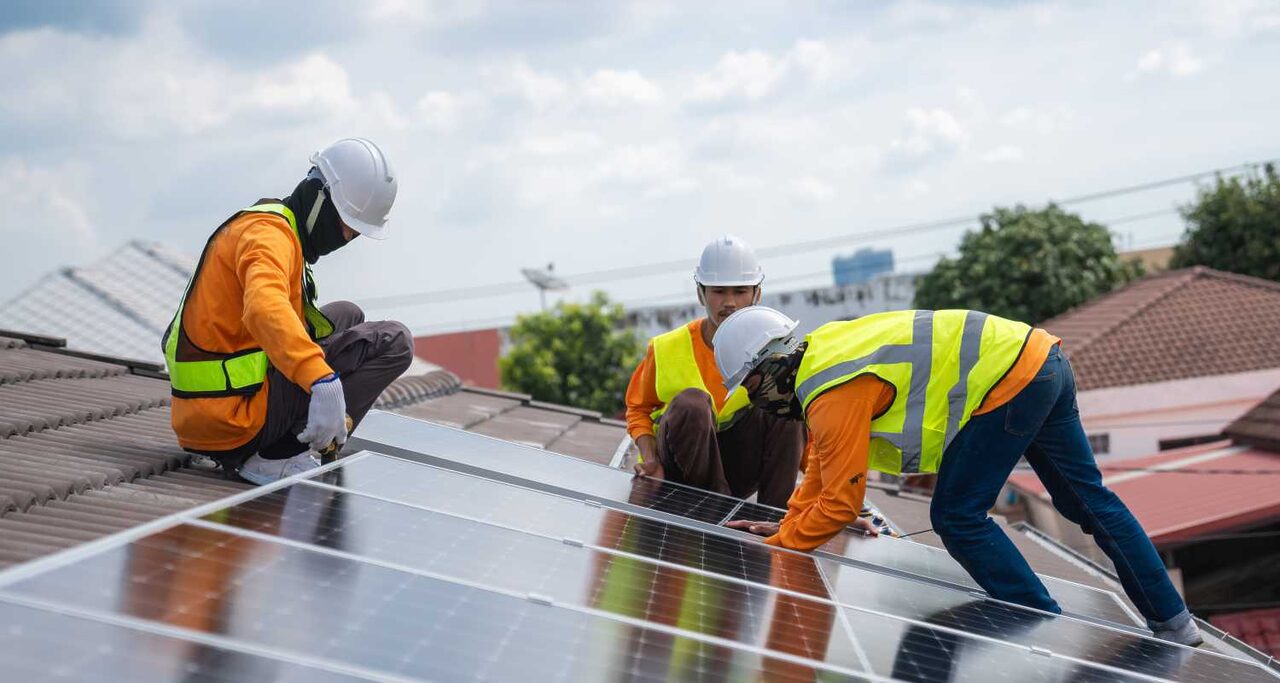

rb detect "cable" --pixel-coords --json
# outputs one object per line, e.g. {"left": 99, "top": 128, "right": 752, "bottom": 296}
{"left": 361, "top": 159, "right": 1276, "bottom": 310}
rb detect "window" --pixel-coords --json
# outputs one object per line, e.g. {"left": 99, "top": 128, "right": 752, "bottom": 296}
{"left": 1087, "top": 433, "right": 1110, "bottom": 455}
{"left": 1158, "top": 434, "right": 1223, "bottom": 451}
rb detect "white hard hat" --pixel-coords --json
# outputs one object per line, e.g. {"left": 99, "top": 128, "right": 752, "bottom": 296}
{"left": 309, "top": 138, "right": 397, "bottom": 240}
{"left": 713, "top": 306, "right": 801, "bottom": 392}
{"left": 694, "top": 234, "right": 765, "bottom": 287}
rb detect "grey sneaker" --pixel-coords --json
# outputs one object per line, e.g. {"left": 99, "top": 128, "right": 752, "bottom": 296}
{"left": 238, "top": 452, "right": 320, "bottom": 486}
{"left": 1153, "top": 618, "right": 1204, "bottom": 647}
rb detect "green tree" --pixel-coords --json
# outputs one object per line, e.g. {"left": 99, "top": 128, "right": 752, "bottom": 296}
{"left": 500, "top": 291, "right": 642, "bottom": 415}
{"left": 1170, "top": 165, "right": 1280, "bottom": 281}
{"left": 914, "top": 204, "right": 1142, "bottom": 323}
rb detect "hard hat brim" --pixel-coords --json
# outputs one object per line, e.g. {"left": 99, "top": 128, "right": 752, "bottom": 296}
{"left": 694, "top": 274, "right": 766, "bottom": 287}
{"left": 338, "top": 209, "right": 390, "bottom": 240}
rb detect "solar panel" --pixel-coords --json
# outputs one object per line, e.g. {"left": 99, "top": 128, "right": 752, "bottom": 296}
{"left": 817, "top": 559, "right": 1272, "bottom": 682}
{"left": 195, "top": 484, "right": 866, "bottom": 670}
{"left": 215, "top": 462, "right": 1270, "bottom": 683}
{"left": 351, "top": 412, "right": 1148, "bottom": 629}
{"left": 820, "top": 529, "right": 1142, "bottom": 628}
{"left": 2, "top": 522, "right": 866, "bottom": 682}
{"left": 0, "top": 598, "right": 359, "bottom": 682}
{"left": 2, "top": 407, "right": 1276, "bottom": 682}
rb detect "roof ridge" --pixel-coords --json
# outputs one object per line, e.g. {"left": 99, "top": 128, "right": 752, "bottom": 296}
{"left": 1188, "top": 265, "right": 1280, "bottom": 293}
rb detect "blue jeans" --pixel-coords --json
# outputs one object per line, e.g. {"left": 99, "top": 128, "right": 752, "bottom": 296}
{"left": 930, "top": 345, "right": 1190, "bottom": 631}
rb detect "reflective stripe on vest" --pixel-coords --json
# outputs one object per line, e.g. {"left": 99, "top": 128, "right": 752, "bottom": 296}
{"left": 650, "top": 323, "right": 751, "bottom": 431}
{"left": 162, "top": 202, "right": 333, "bottom": 398}
{"left": 795, "top": 309, "right": 1031, "bottom": 475}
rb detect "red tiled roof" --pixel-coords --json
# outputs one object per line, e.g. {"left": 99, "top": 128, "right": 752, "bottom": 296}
{"left": 1040, "top": 267, "right": 1280, "bottom": 391}
{"left": 1210, "top": 607, "right": 1280, "bottom": 658}
{"left": 1007, "top": 440, "right": 1280, "bottom": 546}
{"left": 1225, "top": 386, "right": 1280, "bottom": 453}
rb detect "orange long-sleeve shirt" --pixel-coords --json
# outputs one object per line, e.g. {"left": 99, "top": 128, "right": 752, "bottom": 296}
{"left": 766, "top": 329, "right": 1060, "bottom": 551}
{"left": 170, "top": 212, "right": 334, "bottom": 452}
{"left": 624, "top": 318, "right": 729, "bottom": 441}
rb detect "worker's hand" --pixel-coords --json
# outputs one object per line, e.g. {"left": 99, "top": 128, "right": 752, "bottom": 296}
{"left": 850, "top": 516, "right": 880, "bottom": 537}
{"left": 297, "top": 374, "right": 347, "bottom": 452}
{"left": 633, "top": 458, "right": 664, "bottom": 480}
{"left": 726, "top": 520, "right": 780, "bottom": 537}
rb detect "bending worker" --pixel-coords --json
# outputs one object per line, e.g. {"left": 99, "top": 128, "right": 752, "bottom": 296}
{"left": 627, "top": 235, "right": 804, "bottom": 508}
{"left": 163, "top": 138, "right": 413, "bottom": 485}
{"left": 717, "top": 306, "right": 1201, "bottom": 646}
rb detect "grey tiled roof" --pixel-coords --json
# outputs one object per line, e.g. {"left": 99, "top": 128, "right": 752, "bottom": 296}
{"left": 0, "top": 326, "right": 624, "bottom": 568}
{"left": 0, "top": 241, "right": 192, "bottom": 364}
{"left": 386, "top": 385, "right": 630, "bottom": 465}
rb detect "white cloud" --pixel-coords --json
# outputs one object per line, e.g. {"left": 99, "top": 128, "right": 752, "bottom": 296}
{"left": 1133, "top": 43, "right": 1205, "bottom": 78}
{"left": 416, "top": 91, "right": 465, "bottom": 131}
{"left": 0, "top": 157, "right": 99, "bottom": 294}
{"left": 1000, "top": 106, "right": 1074, "bottom": 135}
{"left": 581, "top": 69, "right": 663, "bottom": 107}
{"left": 980, "top": 145, "right": 1024, "bottom": 163}
{"left": 884, "top": 107, "right": 969, "bottom": 170}
{"left": 519, "top": 131, "right": 603, "bottom": 157}
{"left": 485, "top": 59, "right": 568, "bottom": 109}
{"left": 689, "top": 49, "right": 787, "bottom": 103}
{"left": 687, "top": 40, "right": 842, "bottom": 105}
{"left": 788, "top": 176, "right": 837, "bottom": 203}
{"left": 790, "top": 40, "right": 837, "bottom": 83}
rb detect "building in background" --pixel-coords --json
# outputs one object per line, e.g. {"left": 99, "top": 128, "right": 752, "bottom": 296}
{"left": 1039, "top": 267, "right": 1280, "bottom": 459}
{"left": 625, "top": 272, "right": 918, "bottom": 343}
{"left": 832, "top": 247, "right": 894, "bottom": 286}
{"left": 414, "top": 328, "right": 503, "bottom": 388}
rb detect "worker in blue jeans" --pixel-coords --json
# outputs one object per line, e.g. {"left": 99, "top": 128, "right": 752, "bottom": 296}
{"left": 932, "top": 345, "right": 1201, "bottom": 645}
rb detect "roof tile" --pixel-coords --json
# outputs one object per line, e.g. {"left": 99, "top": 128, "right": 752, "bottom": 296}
{"left": 1041, "top": 267, "right": 1280, "bottom": 390}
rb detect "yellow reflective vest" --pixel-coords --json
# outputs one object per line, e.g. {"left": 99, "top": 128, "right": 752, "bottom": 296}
{"left": 162, "top": 202, "right": 333, "bottom": 398}
{"left": 796, "top": 310, "right": 1032, "bottom": 475}
{"left": 650, "top": 323, "right": 752, "bottom": 431}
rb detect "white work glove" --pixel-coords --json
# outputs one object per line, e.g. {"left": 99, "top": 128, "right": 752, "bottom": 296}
{"left": 297, "top": 374, "right": 347, "bottom": 451}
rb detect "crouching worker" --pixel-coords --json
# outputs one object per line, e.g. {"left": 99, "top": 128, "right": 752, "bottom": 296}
{"left": 627, "top": 235, "right": 804, "bottom": 508}
{"left": 718, "top": 306, "right": 1201, "bottom": 646}
{"left": 163, "top": 138, "right": 412, "bottom": 485}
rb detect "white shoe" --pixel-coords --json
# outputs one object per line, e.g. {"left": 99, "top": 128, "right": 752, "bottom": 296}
{"left": 238, "top": 452, "right": 321, "bottom": 486}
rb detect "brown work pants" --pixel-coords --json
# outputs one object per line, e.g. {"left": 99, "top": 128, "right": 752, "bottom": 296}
{"left": 207, "top": 301, "right": 413, "bottom": 469}
{"left": 656, "top": 388, "right": 805, "bottom": 508}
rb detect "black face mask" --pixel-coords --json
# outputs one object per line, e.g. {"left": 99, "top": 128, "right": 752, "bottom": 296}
{"left": 748, "top": 353, "right": 804, "bottom": 420}
{"left": 285, "top": 170, "right": 349, "bottom": 264}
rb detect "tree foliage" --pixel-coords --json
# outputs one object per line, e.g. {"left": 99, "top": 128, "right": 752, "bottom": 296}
{"left": 1170, "top": 165, "right": 1280, "bottom": 281}
{"left": 913, "top": 204, "right": 1143, "bottom": 323}
{"left": 499, "top": 291, "right": 642, "bottom": 415}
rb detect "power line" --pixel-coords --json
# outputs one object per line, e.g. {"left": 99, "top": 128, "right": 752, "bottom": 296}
{"left": 361, "top": 159, "right": 1274, "bottom": 310}
{"left": 405, "top": 229, "right": 1187, "bottom": 333}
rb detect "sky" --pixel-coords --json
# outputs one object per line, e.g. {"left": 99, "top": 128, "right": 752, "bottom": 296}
{"left": 1, "top": 0, "right": 1278, "bottom": 334}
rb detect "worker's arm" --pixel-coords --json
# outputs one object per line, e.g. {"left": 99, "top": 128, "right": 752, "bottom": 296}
{"left": 236, "top": 220, "right": 333, "bottom": 390}
{"left": 625, "top": 344, "right": 662, "bottom": 469}
{"left": 763, "top": 377, "right": 881, "bottom": 551}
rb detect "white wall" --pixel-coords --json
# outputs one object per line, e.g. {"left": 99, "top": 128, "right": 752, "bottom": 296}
{"left": 625, "top": 273, "right": 919, "bottom": 343}
{"left": 1077, "top": 367, "right": 1280, "bottom": 459}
